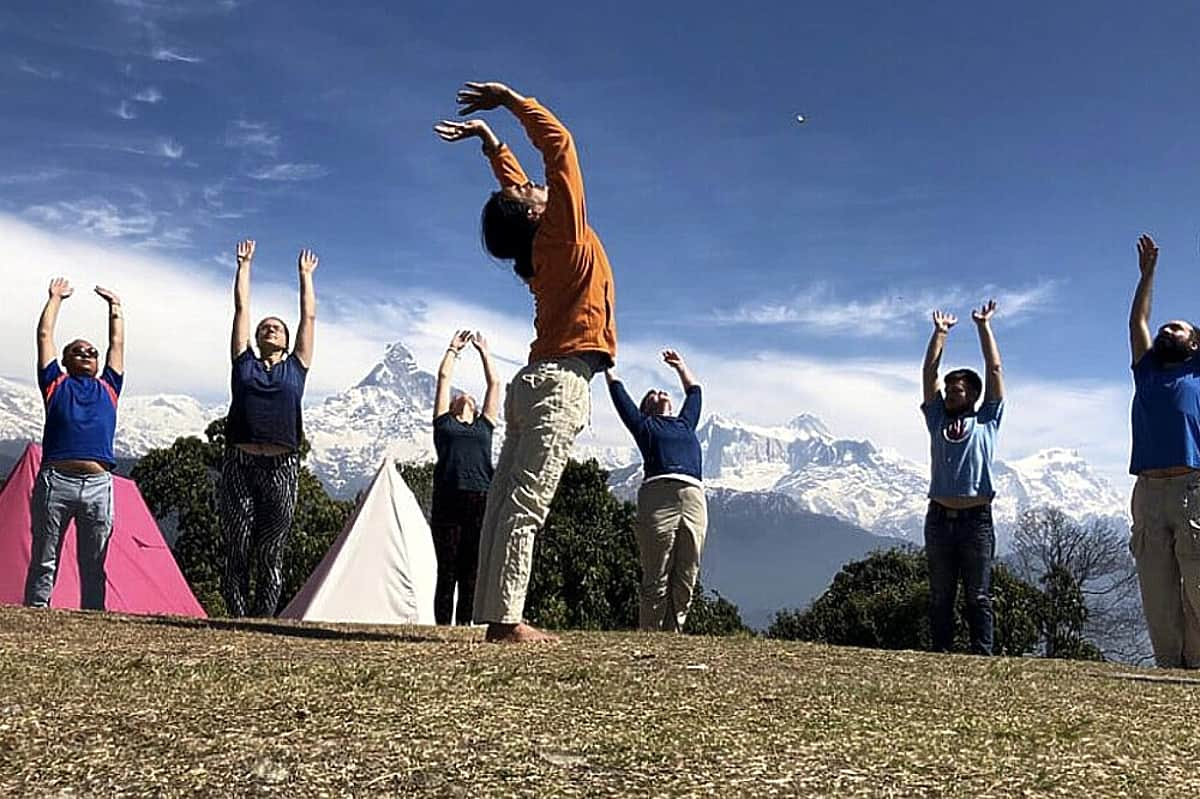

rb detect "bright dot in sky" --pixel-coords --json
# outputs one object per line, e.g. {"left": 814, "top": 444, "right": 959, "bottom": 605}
{"left": 796, "top": 114, "right": 806, "bottom": 123}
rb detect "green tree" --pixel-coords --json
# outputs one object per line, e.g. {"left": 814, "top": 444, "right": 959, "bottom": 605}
{"left": 132, "top": 417, "right": 353, "bottom": 616}
{"left": 400, "top": 457, "right": 745, "bottom": 633}
{"left": 684, "top": 582, "right": 751, "bottom": 637}
{"left": 768, "top": 548, "right": 1044, "bottom": 657}
{"left": 1040, "top": 565, "right": 1103, "bottom": 661}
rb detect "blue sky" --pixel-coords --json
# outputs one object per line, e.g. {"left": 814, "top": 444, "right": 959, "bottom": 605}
{"left": 2, "top": 0, "right": 1199, "bottom": 484}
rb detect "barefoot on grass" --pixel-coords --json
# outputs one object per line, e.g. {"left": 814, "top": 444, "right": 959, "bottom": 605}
{"left": 485, "top": 622, "right": 559, "bottom": 644}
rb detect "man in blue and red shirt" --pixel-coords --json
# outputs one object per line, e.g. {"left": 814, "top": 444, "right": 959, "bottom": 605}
{"left": 25, "top": 277, "right": 125, "bottom": 611}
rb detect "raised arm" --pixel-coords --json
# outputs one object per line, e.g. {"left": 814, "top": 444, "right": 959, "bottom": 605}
{"left": 1130, "top": 234, "right": 1157, "bottom": 365}
{"left": 663, "top": 349, "right": 702, "bottom": 429}
{"left": 37, "top": 278, "right": 72, "bottom": 369}
{"left": 923, "top": 311, "right": 956, "bottom": 404}
{"left": 231, "top": 239, "right": 254, "bottom": 361}
{"left": 434, "top": 118, "right": 529, "bottom": 189}
{"left": 605, "top": 369, "right": 642, "bottom": 434}
{"left": 471, "top": 331, "right": 501, "bottom": 424}
{"left": 457, "top": 81, "right": 587, "bottom": 241}
{"left": 94, "top": 286, "right": 124, "bottom": 374}
{"left": 972, "top": 300, "right": 1003, "bottom": 402}
{"left": 292, "top": 248, "right": 318, "bottom": 368}
{"left": 435, "top": 330, "right": 472, "bottom": 419}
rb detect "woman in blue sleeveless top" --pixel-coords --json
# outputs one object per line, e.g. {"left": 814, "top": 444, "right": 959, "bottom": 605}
{"left": 605, "top": 349, "right": 708, "bottom": 631}
{"left": 218, "top": 239, "right": 318, "bottom": 617}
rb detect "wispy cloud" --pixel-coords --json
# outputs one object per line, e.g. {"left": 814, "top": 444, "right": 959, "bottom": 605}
{"left": 249, "top": 163, "right": 330, "bottom": 181}
{"left": 151, "top": 47, "right": 202, "bottom": 63}
{"left": 715, "top": 280, "right": 1059, "bottom": 337}
{"left": 157, "top": 138, "right": 184, "bottom": 159}
{"left": 225, "top": 119, "right": 280, "bottom": 155}
{"left": 26, "top": 199, "right": 157, "bottom": 239}
{"left": 113, "top": 100, "right": 137, "bottom": 120}
{"left": 133, "top": 86, "right": 163, "bottom": 103}
{"left": 0, "top": 168, "right": 68, "bottom": 186}
{"left": 17, "top": 61, "right": 62, "bottom": 80}
{"left": 134, "top": 226, "right": 192, "bottom": 249}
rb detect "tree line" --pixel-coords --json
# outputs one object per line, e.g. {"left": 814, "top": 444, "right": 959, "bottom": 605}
{"left": 131, "top": 418, "right": 1139, "bottom": 658}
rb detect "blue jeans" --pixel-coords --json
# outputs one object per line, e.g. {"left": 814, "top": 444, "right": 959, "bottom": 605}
{"left": 924, "top": 501, "right": 995, "bottom": 655}
{"left": 24, "top": 466, "right": 114, "bottom": 610}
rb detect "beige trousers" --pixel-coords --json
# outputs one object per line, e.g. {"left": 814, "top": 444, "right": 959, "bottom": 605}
{"left": 636, "top": 479, "right": 708, "bottom": 632}
{"left": 1131, "top": 474, "right": 1200, "bottom": 668}
{"left": 473, "top": 358, "right": 591, "bottom": 625}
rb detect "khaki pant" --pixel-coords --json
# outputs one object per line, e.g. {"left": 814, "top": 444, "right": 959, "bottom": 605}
{"left": 473, "top": 358, "right": 591, "bottom": 625}
{"left": 636, "top": 479, "right": 708, "bottom": 632}
{"left": 1131, "top": 474, "right": 1200, "bottom": 668}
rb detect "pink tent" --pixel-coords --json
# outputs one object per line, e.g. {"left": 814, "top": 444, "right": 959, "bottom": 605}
{"left": 0, "top": 443, "right": 206, "bottom": 617}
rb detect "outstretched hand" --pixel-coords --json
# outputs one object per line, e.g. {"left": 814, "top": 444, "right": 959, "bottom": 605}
{"left": 434, "top": 118, "right": 494, "bottom": 143}
{"left": 662, "top": 349, "right": 685, "bottom": 369}
{"left": 931, "top": 310, "right": 957, "bottom": 334}
{"left": 470, "top": 331, "right": 489, "bottom": 355}
{"left": 47, "top": 277, "right": 73, "bottom": 300}
{"left": 972, "top": 300, "right": 997, "bottom": 325}
{"left": 93, "top": 286, "right": 121, "bottom": 306}
{"left": 1137, "top": 234, "right": 1158, "bottom": 276}
{"left": 298, "top": 248, "right": 319, "bottom": 275}
{"left": 449, "top": 329, "right": 472, "bottom": 352}
{"left": 237, "top": 239, "right": 255, "bottom": 266}
{"left": 456, "top": 81, "right": 514, "bottom": 115}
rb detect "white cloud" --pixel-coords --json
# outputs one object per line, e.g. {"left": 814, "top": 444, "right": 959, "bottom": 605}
{"left": 133, "top": 226, "right": 192, "bottom": 249}
{"left": 133, "top": 86, "right": 163, "bottom": 103}
{"left": 249, "top": 163, "right": 330, "bottom": 181}
{"left": 157, "top": 138, "right": 184, "bottom": 159}
{"left": 114, "top": 100, "right": 137, "bottom": 120}
{"left": 0, "top": 214, "right": 1133, "bottom": 486}
{"left": 25, "top": 199, "right": 156, "bottom": 238}
{"left": 0, "top": 168, "right": 68, "bottom": 186}
{"left": 151, "top": 47, "right": 201, "bottom": 63}
{"left": 0, "top": 214, "right": 382, "bottom": 400}
{"left": 17, "top": 61, "right": 62, "bottom": 80}
{"left": 225, "top": 119, "right": 280, "bottom": 155}
{"left": 717, "top": 279, "right": 1059, "bottom": 336}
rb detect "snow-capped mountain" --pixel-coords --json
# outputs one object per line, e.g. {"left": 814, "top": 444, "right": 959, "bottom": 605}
{"left": 0, "top": 376, "right": 222, "bottom": 458}
{"left": 610, "top": 412, "right": 1128, "bottom": 545}
{"left": 0, "top": 343, "right": 1129, "bottom": 547}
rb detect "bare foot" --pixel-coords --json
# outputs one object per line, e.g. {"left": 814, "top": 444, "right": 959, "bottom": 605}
{"left": 485, "top": 622, "right": 559, "bottom": 643}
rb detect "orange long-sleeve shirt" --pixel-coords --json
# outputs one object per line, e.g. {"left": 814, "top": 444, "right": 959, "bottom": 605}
{"left": 487, "top": 98, "right": 617, "bottom": 368}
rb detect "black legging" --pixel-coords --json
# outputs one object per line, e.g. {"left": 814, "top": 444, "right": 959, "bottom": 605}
{"left": 218, "top": 447, "right": 300, "bottom": 617}
{"left": 430, "top": 486, "right": 487, "bottom": 625}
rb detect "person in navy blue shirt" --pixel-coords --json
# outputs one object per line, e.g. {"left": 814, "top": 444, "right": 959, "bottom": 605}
{"left": 606, "top": 349, "right": 707, "bottom": 632}
{"left": 920, "top": 301, "right": 1005, "bottom": 655}
{"left": 218, "top": 239, "right": 318, "bottom": 617}
{"left": 430, "top": 329, "right": 500, "bottom": 626}
{"left": 1127, "top": 234, "right": 1200, "bottom": 668}
{"left": 25, "top": 277, "right": 125, "bottom": 610}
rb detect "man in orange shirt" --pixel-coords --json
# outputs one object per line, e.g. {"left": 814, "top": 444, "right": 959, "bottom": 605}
{"left": 436, "top": 81, "right": 617, "bottom": 643}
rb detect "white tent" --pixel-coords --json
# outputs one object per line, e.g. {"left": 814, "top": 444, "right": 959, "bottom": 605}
{"left": 281, "top": 461, "right": 437, "bottom": 625}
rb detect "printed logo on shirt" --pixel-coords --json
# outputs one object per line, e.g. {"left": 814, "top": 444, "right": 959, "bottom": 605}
{"left": 944, "top": 417, "right": 971, "bottom": 443}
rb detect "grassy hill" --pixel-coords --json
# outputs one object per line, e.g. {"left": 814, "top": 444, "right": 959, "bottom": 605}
{"left": 0, "top": 607, "right": 1196, "bottom": 797}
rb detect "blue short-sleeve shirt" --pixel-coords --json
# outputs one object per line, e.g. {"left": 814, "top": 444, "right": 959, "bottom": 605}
{"left": 1129, "top": 353, "right": 1200, "bottom": 474}
{"left": 922, "top": 394, "right": 1004, "bottom": 499}
{"left": 38, "top": 361, "right": 123, "bottom": 468}
{"left": 225, "top": 349, "right": 307, "bottom": 450}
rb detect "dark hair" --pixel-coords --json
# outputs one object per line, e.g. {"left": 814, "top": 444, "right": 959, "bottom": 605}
{"left": 257, "top": 316, "right": 290, "bottom": 351}
{"left": 481, "top": 192, "right": 538, "bottom": 280}
{"left": 1189, "top": 322, "right": 1200, "bottom": 348}
{"left": 943, "top": 368, "right": 983, "bottom": 398}
{"left": 640, "top": 390, "right": 659, "bottom": 415}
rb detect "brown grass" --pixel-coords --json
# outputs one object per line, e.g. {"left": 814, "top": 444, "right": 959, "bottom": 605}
{"left": 0, "top": 606, "right": 1197, "bottom": 798}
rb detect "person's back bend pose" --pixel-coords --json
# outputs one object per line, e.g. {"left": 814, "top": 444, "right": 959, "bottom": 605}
{"left": 25, "top": 278, "right": 125, "bottom": 610}
{"left": 1127, "top": 234, "right": 1200, "bottom": 668}
{"left": 431, "top": 329, "right": 500, "bottom": 625}
{"left": 606, "top": 349, "right": 707, "bottom": 632}
{"left": 435, "top": 80, "right": 617, "bottom": 643}
{"left": 219, "top": 239, "right": 318, "bottom": 617}
{"left": 920, "top": 300, "right": 1004, "bottom": 655}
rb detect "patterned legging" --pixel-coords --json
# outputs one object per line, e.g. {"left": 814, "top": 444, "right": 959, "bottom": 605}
{"left": 218, "top": 447, "right": 300, "bottom": 617}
